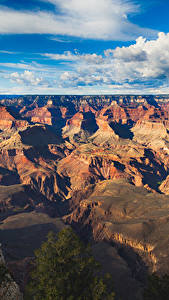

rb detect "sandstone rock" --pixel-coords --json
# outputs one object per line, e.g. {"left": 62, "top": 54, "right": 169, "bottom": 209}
{"left": 0, "top": 245, "right": 23, "bottom": 300}
{"left": 159, "top": 176, "right": 169, "bottom": 195}
{"left": 0, "top": 106, "right": 28, "bottom": 131}
{"left": 0, "top": 97, "right": 169, "bottom": 299}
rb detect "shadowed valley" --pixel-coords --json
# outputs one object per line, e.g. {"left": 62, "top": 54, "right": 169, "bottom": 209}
{"left": 0, "top": 95, "right": 169, "bottom": 299}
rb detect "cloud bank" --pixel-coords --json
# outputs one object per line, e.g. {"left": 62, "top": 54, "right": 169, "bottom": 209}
{"left": 5, "top": 32, "right": 169, "bottom": 94}
{"left": 49, "top": 32, "right": 169, "bottom": 90}
{"left": 9, "top": 71, "right": 48, "bottom": 86}
{"left": 0, "top": 0, "right": 156, "bottom": 40}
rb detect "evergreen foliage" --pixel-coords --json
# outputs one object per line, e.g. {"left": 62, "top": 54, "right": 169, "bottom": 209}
{"left": 0, "top": 264, "right": 9, "bottom": 286}
{"left": 26, "top": 227, "right": 115, "bottom": 300}
{"left": 144, "top": 273, "right": 169, "bottom": 300}
{"left": 0, "top": 264, "right": 12, "bottom": 298}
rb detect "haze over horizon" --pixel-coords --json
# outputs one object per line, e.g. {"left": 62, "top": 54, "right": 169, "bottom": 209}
{"left": 0, "top": 0, "right": 169, "bottom": 95}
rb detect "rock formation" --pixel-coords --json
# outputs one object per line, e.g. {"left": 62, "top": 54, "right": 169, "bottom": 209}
{"left": 0, "top": 244, "right": 23, "bottom": 300}
{"left": 0, "top": 95, "right": 168, "bottom": 299}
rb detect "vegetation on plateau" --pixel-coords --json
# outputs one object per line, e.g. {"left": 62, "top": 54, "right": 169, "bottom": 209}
{"left": 25, "top": 227, "right": 115, "bottom": 300}
{"left": 0, "top": 264, "right": 12, "bottom": 298}
{"left": 144, "top": 273, "right": 169, "bottom": 300}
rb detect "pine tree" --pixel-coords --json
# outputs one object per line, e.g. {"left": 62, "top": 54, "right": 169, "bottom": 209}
{"left": 144, "top": 273, "right": 169, "bottom": 300}
{"left": 26, "top": 227, "right": 115, "bottom": 300}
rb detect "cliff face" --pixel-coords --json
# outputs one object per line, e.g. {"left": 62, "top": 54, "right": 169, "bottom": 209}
{"left": 159, "top": 175, "right": 169, "bottom": 194}
{"left": 24, "top": 105, "right": 64, "bottom": 127}
{"left": 26, "top": 106, "right": 53, "bottom": 125}
{"left": 0, "top": 98, "right": 168, "bottom": 201}
{"left": 0, "top": 126, "right": 68, "bottom": 204}
{"left": 0, "top": 96, "right": 169, "bottom": 299}
{"left": 102, "top": 103, "right": 148, "bottom": 124}
{"left": 0, "top": 106, "right": 28, "bottom": 130}
{"left": 0, "top": 98, "right": 168, "bottom": 212}
{"left": 0, "top": 244, "right": 23, "bottom": 300}
{"left": 132, "top": 120, "right": 168, "bottom": 149}
{"left": 64, "top": 179, "right": 169, "bottom": 274}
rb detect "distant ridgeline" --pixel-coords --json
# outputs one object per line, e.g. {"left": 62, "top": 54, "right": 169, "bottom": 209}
{"left": 0, "top": 94, "right": 169, "bottom": 109}
{"left": 0, "top": 93, "right": 169, "bottom": 300}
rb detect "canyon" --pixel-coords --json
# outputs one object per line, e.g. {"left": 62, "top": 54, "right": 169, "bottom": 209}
{"left": 0, "top": 95, "right": 169, "bottom": 299}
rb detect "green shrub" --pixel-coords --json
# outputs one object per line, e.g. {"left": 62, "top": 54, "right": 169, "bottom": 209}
{"left": 26, "top": 227, "right": 115, "bottom": 300}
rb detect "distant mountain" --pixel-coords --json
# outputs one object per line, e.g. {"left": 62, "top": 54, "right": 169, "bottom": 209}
{"left": 0, "top": 95, "right": 169, "bottom": 299}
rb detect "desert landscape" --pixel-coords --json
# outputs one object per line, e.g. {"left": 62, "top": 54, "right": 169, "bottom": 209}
{"left": 0, "top": 95, "right": 169, "bottom": 299}
{"left": 0, "top": 0, "right": 169, "bottom": 298}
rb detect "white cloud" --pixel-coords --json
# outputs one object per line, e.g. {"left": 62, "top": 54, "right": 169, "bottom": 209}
{"left": 58, "top": 33, "right": 169, "bottom": 90}
{"left": 9, "top": 70, "right": 48, "bottom": 86}
{"left": 0, "top": 50, "right": 18, "bottom": 54}
{"left": 0, "top": 61, "right": 61, "bottom": 74}
{"left": 2, "top": 81, "right": 168, "bottom": 95}
{"left": 44, "top": 51, "right": 79, "bottom": 61}
{"left": 49, "top": 36, "right": 72, "bottom": 43}
{"left": 0, "top": 63, "right": 34, "bottom": 70}
{"left": 112, "top": 37, "right": 147, "bottom": 62}
{"left": 3, "top": 32, "right": 169, "bottom": 94}
{"left": 0, "top": 0, "right": 156, "bottom": 40}
{"left": 43, "top": 51, "right": 103, "bottom": 64}
{"left": 113, "top": 32, "right": 169, "bottom": 80}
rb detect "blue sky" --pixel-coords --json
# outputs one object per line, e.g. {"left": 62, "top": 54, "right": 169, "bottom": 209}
{"left": 0, "top": 0, "right": 169, "bottom": 94}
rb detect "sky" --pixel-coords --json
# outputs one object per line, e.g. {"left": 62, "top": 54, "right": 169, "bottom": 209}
{"left": 0, "top": 0, "right": 169, "bottom": 95}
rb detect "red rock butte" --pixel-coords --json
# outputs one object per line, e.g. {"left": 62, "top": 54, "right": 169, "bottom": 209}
{"left": 0, "top": 95, "right": 169, "bottom": 300}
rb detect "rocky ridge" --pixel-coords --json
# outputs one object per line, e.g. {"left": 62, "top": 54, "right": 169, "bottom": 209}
{"left": 0, "top": 96, "right": 168, "bottom": 299}
{"left": 0, "top": 244, "right": 23, "bottom": 300}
